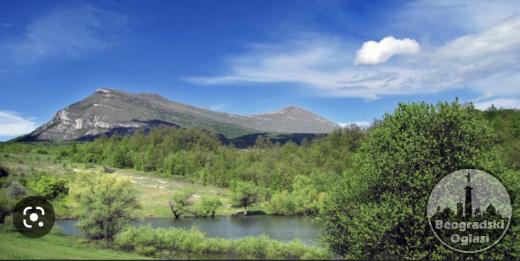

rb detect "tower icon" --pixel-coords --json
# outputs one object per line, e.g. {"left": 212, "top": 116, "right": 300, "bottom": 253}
{"left": 464, "top": 172, "right": 473, "bottom": 217}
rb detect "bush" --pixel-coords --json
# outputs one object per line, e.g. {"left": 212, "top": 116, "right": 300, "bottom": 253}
{"left": 70, "top": 173, "right": 140, "bottom": 241}
{"left": 266, "top": 190, "right": 295, "bottom": 215}
{"left": 230, "top": 181, "right": 259, "bottom": 215}
{"left": 266, "top": 175, "right": 322, "bottom": 215}
{"left": 31, "top": 175, "right": 69, "bottom": 200}
{"left": 168, "top": 191, "right": 193, "bottom": 219}
{"left": 192, "top": 196, "right": 222, "bottom": 217}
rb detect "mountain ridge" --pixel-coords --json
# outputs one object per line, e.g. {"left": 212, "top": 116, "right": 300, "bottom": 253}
{"left": 18, "top": 88, "right": 340, "bottom": 141}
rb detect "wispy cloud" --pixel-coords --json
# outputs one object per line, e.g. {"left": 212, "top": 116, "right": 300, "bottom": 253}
{"left": 338, "top": 121, "right": 371, "bottom": 128}
{"left": 187, "top": 2, "right": 520, "bottom": 103}
{"left": 0, "top": 111, "right": 37, "bottom": 136}
{"left": 0, "top": 22, "right": 12, "bottom": 29}
{"left": 1, "top": 5, "right": 127, "bottom": 65}
{"left": 473, "top": 98, "right": 520, "bottom": 110}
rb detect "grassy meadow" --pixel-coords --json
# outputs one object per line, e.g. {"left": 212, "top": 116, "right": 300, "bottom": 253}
{"left": 0, "top": 232, "right": 147, "bottom": 259}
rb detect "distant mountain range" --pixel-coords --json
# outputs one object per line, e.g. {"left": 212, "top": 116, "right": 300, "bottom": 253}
{"left": 17, "top": 88, "right": 340, "bottom": 142}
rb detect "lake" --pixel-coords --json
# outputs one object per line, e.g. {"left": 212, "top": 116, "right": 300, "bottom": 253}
{"left": 56, "top": 216, "right": 322, "bottom": 246}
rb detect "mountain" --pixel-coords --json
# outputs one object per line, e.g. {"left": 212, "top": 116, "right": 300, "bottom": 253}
{"left": 18, "top": 88, "right": 340, "bottom": 141}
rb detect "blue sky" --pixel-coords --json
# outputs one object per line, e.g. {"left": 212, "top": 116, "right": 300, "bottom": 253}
{"left": 1, "top": 0, "right": 520, "bottom": 140}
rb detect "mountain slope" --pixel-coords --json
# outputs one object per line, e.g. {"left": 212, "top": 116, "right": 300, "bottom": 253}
{"left": 19, "top": 88, "right": 339, "bottom": 141}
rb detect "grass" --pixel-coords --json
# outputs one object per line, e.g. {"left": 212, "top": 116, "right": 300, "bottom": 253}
{"left": 114, "top": 225, "right": 329, "bottom": 259}
{"left": 0, "top": 153, "right": 243, "bottom": 217}
{"left": 116, "top": 169, "right": 240, "bottom": 217}
{"left": 0, "top": 232, "right": 147, "bottom": 259}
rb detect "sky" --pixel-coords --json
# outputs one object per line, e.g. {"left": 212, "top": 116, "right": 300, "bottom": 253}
{"left": 1, "top": 0, "right": 520, "bottom": 141}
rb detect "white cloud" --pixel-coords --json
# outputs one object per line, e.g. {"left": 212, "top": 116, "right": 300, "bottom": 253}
{"left": 1, "top": 5, "right": 127, "bottom": 65}
{"left": 473, "top": 98, "right": 520, "bottom": 110}
{"left": 0, "top": 111, "right": 37, "bottom": 136}
{"left": 354, "top": 36, "right": 420, "bottom": 65}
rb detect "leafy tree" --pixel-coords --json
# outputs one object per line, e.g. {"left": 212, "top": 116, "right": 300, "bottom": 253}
{"left": 254, "top": 135, "right": 274, "bottom": 149}
{"left": 168, "top": 191, "right": 192, "bottom": 219}
{"left": 230, "top": 181, "right": 259, "bottom": 215}
{"left": 70, "top": 173, "right": 139, "bottom": 241}
{"left": 266, "top": 175, "right": 322, "bottom": 215}
{"left": 266, "top": 190, "right": 295, "bottom": 215}
{"left": 31, "top": 175, "right": 68, "bottom": 200}
{"left": 192, "top": 196, "right": 222, "bottom": 217}
{"left": 320, "top": 101, "right": 505, "bottom": 259}
{"left": 291, "top": 175, "right": 321, "bottom": 215}
{"left": 111, "top": 146, "right": 133, "bottom": 168}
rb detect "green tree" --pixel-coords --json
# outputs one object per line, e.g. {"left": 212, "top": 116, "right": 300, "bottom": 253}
{"left": 230, "top": 181, "right": 259, "bottom": 215}
{"left": 320, "top": 101, "right": 504, "bottom": 259}
{"left": 193, "top": 196, "right": 222, "bottom": 217}
{"left": 31, "top": 175, "right": 68, "bottom": 200}
{"left": 266, "top": 190, "right": 295, "bottom": 215}
{"left": 70, "top": 173, "right": 139, "bottom": 241}
{"left": 168, "top": 191, "right": 192, "bottom": 219}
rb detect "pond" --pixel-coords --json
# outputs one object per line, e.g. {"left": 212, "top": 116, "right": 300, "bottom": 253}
{"left": 56, "top": 216, "right": 322, "bottom": 246}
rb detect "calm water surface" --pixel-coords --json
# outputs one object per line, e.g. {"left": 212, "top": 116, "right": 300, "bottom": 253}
{"left": 56, "top": 216, "right": 321, "bottom": 245}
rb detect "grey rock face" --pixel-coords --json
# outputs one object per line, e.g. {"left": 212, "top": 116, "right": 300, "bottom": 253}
{"left": 20, "top": 88, "right": 340, "bottom": 141}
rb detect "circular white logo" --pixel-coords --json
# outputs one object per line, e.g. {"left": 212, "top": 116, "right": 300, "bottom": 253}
{"left": 427, "top": 169, "right": 511, "bottom": 253}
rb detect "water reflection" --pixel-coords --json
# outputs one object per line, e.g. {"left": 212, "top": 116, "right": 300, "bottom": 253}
{"left": 56, "top": 216, "right": 321, "bottom": 246}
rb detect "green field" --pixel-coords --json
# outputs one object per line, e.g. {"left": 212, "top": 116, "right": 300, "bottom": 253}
{"left": 0, "top": 153, "right": 242, "bottom": 217}
{"left": 0, "top": 233, "right": 147, "bottom": 259}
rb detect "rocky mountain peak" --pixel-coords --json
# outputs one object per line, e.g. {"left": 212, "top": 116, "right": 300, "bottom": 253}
{"left": 18, "top": 89, "right": 340, "bottom": 141}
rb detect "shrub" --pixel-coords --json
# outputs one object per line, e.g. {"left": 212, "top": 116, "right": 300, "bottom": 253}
{"left": 192, "top": 196, "right": 222, "bottom": 217}
{"left": 266, "top": 190, "right": 295, "bottom": 215}
{"left": 230, "top": 181, "right": 259, "bottom": 215}
{"left": 168, "top": 191, "right": 193, "bottom": 219}
{"left": 31, "top": 175, "right": 69, "bottom": 200}
{"left": 70, "top": 173, "right": 139, "bottom": 241}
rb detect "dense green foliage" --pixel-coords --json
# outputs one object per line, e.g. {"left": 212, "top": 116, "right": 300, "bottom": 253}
{"left": 192, "top": 196, "right": 222, "bottom": 217}
{"left": 30, "top": 175, "right": 68, "bottom": 200}
{"left": 230, "top": 181, "right": 260, "bottom": 215}
{"left": 266, "top": 175, "right": 323, "bottom": 215}
{"left": 483, "top": 108, "right": 520, "bottom": 170}
{"left": 0, "top": 126, "right": 363, "bottom": 216}
{"left": 320, "top": 101, "right": 518, "bottom": 259}
{"left": 58, "top": 127, "right": 362, "bottom": 192}
{"left": 70, "top": 173, "right": 140, "bottom": 241}
{"left": 115, "top": 225, "right": 329, "bottom": 259}
{"left": 168, "top": 191, "right": 193, "bottom": 219}
{"left": 0, "top": 165, "right": 72, "bottom": 220}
